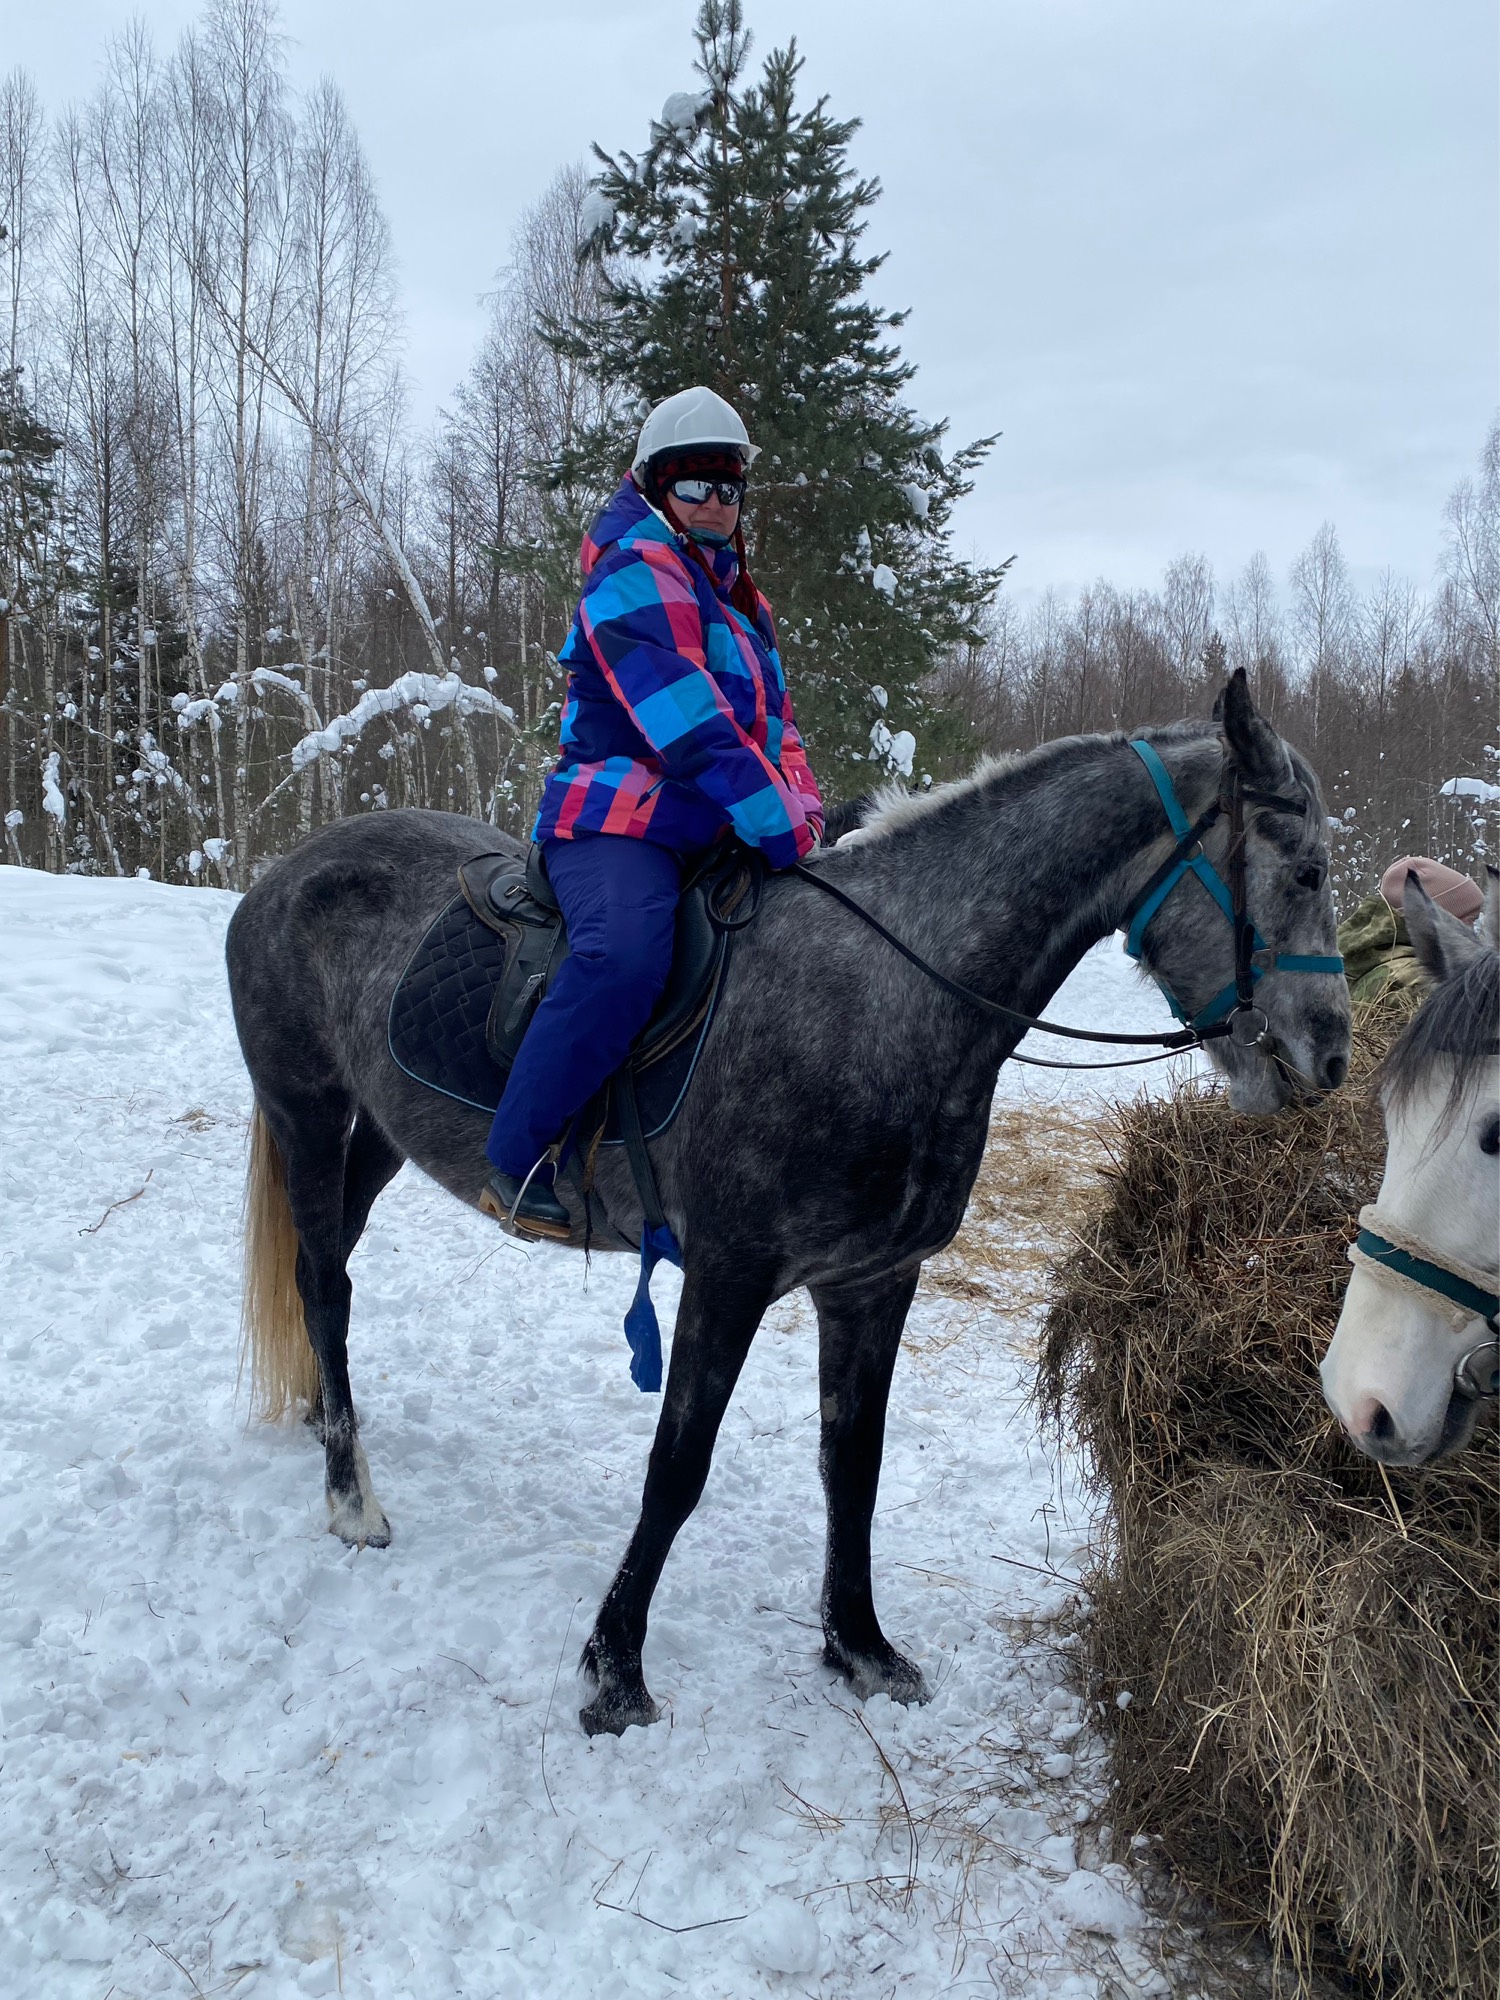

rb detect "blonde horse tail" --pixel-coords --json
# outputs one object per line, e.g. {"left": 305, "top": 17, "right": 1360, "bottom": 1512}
{"left": 240, "top": 1104, "right": 320, "bottom": 1421}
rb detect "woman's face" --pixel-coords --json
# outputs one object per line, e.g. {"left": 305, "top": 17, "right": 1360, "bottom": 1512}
{"left": 667, "top": 475, "right": 743, "bottom": 542}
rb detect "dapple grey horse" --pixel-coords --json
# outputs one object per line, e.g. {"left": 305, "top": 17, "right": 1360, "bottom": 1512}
{"left": 227, "top": 671, "right": 1349, "bottom": 1735}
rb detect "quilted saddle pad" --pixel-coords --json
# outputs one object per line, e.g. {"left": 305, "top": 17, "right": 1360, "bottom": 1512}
{"left": 386, "top": 894, "right": 722, "bottom": 1139}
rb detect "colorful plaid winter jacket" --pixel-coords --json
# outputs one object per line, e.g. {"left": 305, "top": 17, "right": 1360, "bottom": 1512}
{"left": 533, "top": 478, "right": 823, "bottom": 870}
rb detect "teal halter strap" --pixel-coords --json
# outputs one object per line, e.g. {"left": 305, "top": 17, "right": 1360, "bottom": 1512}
{"left": 1353, "top": 1229, "right": 1500, "bottom": 1333}
{"left": 1351, "top": 1222, "right": 1500, "bottom": 1402}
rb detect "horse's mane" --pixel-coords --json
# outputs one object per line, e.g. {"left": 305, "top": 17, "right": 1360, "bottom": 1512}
{"left": 1382, "top": 945, "right": 1500, "bottom": 1115}
{"left": 859, "top": 725, "right": 1220, "bottom": 842}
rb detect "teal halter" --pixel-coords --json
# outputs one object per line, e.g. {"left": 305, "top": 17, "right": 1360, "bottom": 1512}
{"left": 1121, "top": 739, "right": 1344, "bottom": 1037}
{"left": 1350, "top": 1212, "right": 1500, "bottom": 1402}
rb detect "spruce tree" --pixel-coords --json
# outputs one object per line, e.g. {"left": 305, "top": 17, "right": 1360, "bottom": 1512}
{"left": 554, "top": 0, "right": 1008, "bottom": 793}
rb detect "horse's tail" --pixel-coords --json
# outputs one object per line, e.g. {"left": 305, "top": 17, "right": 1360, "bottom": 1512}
{"left": 240, "top": 1103, "right": 319, "bottom": 1421}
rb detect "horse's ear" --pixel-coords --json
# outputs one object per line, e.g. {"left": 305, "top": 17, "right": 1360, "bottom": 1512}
{"left": 1218, "top": 666, "right": 1290, "bottom": 790}
{"left": 1404, "top": 872, "right": 1486, "bottom": 984}
{"left": 1478, "top": 865, "right": 1500, "bottom": 952}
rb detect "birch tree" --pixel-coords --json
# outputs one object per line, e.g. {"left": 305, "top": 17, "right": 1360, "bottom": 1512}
{"left": 201, "top": 0, "right": 291, "bottom": 883}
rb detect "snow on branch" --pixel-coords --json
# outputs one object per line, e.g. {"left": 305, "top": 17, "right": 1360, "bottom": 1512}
{"left": 659, "top": 89, "right": 711, "bottom": 137}
{"left": 41, "top": 752, "right": 66, "bottom": 827}
{"left": 870, "top": 719, "right": 916, "bottom": 778}
{"left": 578, "top": 189, "right": 616, "bottom": 242}
{"left": 175, "top": 667, "right": 317, "bottom": 732}
{"left": 291, "top": 671, "right": 517, "bottom": 774}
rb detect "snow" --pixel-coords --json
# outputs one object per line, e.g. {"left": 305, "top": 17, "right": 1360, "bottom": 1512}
{"left": 291, "top": 671, "right": 514, "bottom": 773}
{"left": 901, "top": 481, "right": 931, "bottom": 521}
{"left": 578, "top": 190, "right": 616, "bottom": 242}
{"left": 659, "top": 90, "right": 711, "bottom": 136}
{"left": 871, "top": 562, "right": 898, "bottom": 599}
{"left": 870, "top": 718, "right": 917, "bottom": 777}
{"left": 0, "top": 866, "right": 1200, "bottom": 1999}
{"left": 1439, "top": 775, "right": 1500, "bottom": 802}
{"left": 253, "top": 667, "right": 309, "bottom": 705}
{"left": 40, "top": 750, "right": 65, "bottom": 826}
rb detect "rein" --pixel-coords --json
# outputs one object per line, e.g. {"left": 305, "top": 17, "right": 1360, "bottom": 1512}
{"left": 1348, "top": 1205, "right": 1500, "bottom": 1402}
{"left": 790, "top": 863, "right": 1201, "bottom": 1055}
{"left": 794, "top": 739, "right": 1343, "bottom": 1070}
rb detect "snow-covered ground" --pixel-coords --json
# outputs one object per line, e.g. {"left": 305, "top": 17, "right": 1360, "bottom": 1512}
{"left": 0, "top": 867, "right": 1201, "bottom": 2000}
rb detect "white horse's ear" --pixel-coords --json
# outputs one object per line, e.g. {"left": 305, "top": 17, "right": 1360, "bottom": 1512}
{"left": 1404, "top": 872, "right": 1486, "bottom": 983}
{"left": 1479, "top": 865, "right": 1500, "bottom": 952}
{"left": 1217, "top": 666, "right": 1291, "bottom": 792}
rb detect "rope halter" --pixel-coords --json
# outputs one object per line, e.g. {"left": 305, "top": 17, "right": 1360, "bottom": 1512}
{"left": 1348, "top": 1204, "right": 1500, "bottom": 1402}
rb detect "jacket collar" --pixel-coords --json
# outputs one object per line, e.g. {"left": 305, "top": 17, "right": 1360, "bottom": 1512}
{"left": 582, "top": 476, "right": 740, "bottom": 596}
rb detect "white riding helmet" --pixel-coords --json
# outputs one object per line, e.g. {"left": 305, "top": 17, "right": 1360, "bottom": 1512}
{"left": 631, "top": 385, "right": 760, "bottom": 472}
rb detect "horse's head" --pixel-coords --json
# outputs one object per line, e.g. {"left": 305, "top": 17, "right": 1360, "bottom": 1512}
{"left": 1135, "top": 672, "right": 1351, "bottom": 1115}
{"left": 1319, "top": 871, "right": 1499, "bottom": 1464}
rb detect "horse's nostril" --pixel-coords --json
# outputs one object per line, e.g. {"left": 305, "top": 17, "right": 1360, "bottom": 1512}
{"left": 1367, "top": 1401, "right": 1396, "bottom": 1445}
{"left": 1322, "top": 1054, "right": 1348, "bottom": 1091}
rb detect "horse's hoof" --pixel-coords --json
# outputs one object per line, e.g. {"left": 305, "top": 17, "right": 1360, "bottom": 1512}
{"left": 326, "top": 1491, "right": 391, "bottom": 1549}
{"left": 578, "top": 1685, "right": 661, "bottom": 1737}
{"left": 825, "top": 1638, "right": 930, "bottom": 1707}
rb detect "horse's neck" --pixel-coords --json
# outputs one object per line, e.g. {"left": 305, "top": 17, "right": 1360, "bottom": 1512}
{"left": 856, "top": 732, "right": 1217, "bottom": 1023}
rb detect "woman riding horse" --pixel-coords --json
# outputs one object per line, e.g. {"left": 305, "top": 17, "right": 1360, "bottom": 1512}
{"left": 480, "top": 385, "right": 824, "bottom": 1237}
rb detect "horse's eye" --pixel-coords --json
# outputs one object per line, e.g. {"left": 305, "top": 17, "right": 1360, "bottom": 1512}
{"left": 1295, "top": 862, "right": 1324, "bottom": 893}
{"left": 1481, "top": 1116, "right": 1500, "bottom": 1157}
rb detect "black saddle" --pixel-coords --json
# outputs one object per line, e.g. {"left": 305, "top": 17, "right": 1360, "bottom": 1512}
{"left": 386, "top": 841, "right": 760, "bottom": 1142}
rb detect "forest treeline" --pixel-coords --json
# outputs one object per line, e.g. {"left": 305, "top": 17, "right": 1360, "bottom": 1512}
{"left": 934, "top": 485, "right": 1499, "bottom": 904}
{"left": 1, "top": 0, "right": 1494, "bottom": 906}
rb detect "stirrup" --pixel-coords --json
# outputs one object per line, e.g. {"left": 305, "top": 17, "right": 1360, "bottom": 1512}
{"left": 479, "top": 1152, "right": 571, "bottom": 1241}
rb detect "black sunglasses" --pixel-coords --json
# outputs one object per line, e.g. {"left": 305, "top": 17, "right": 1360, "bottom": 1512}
{"left": 669, "top": 476, "right": 746, "bottom": 507}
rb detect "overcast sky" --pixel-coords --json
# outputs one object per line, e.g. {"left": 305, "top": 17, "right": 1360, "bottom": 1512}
{"left": 11, "top": 0, "right": 1497, "bottom": 603}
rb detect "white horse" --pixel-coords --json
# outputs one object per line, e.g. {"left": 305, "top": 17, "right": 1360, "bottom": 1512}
{"left": 1320, "top": 867, "right": 1499, "bottom": 1464}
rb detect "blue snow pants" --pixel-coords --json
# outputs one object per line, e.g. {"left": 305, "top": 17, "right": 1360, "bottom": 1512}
{"left": 485, "top": 833, "right": 685, "bottom": 1178}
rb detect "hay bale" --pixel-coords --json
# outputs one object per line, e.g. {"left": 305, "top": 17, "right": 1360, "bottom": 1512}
{"left": 1040, "top": 1002, "right": 1499, "bottom": 1998}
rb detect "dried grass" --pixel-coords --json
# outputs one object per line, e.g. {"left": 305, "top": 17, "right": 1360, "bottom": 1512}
{"left": 1039, "top": 1000, "right": 1500, "bottom": 1999}
{"left": 925, "top": 1104, "right": 1109, "bottom": 1318}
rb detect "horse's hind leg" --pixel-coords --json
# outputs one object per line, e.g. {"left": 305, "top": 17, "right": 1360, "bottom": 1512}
{"left": 266, "top": 1092, "right": 396, "bottom": 1547}
{"left": 811, "top": 1266, "right": 929, "bottom": 1705}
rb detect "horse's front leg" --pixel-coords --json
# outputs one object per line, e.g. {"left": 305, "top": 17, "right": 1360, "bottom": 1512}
{"left": 580, "top": 1259, "right": 770, "bottom": 1737}
{"left": 811, "top": 1265, "right": 929, "bottom": 1705}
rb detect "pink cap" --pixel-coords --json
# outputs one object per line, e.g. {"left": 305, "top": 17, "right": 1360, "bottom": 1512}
{"left": 1379, "top": 855, "right": 1482, "bottom": 925}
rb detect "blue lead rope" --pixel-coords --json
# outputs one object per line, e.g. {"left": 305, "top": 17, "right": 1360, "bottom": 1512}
{"left": 623, "top": 1219, "right": 682, "bottom": 1393}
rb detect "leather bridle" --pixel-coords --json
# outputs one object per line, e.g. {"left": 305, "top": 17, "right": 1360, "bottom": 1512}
{"left": 1119, "top": 739, "right": 1343, "bottom": 1048}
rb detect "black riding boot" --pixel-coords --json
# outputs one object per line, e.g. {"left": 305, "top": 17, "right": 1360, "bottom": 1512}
{"left": 479, "top": 1164, "right": 571, "bottom": 1241}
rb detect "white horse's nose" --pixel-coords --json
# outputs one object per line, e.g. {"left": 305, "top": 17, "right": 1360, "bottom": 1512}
{"left": 1344, "top": 1392, "right": 1408, "bottom": 1461}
